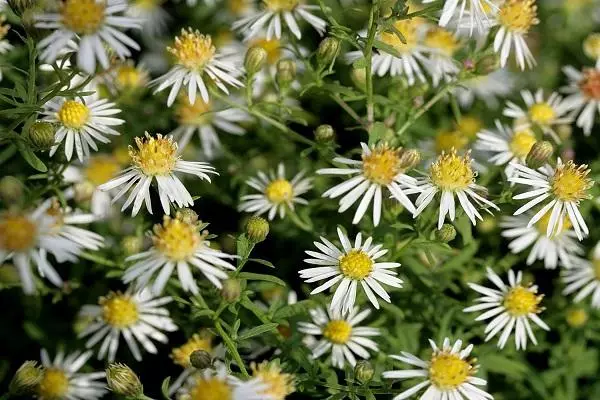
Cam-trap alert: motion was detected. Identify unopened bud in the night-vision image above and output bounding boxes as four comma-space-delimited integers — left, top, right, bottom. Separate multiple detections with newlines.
476, 55, 499, 75
29, 121, 56, 151
557, 124, 572, 141
190, 349, 213, 369
315, 124, 335, 143
73, 181, 95, 203
9, 361, 43, 396
397, 148, 421, 170
276, 59, 296, 88
246, 216, 269, 243
245, 46, 268, 75
178, 208, 199, 225
106, 363, 144, 398
566, 308, 588, 328
436, 224, 456, 243
526, 141, 553, 169
0, 176, 23, 203
354, 360, 374, 383
221, 278, 241, 302
583, 33, 600, 61
316, 37, 341, 67
121, 236, 143, 255
350, 67, 366, 91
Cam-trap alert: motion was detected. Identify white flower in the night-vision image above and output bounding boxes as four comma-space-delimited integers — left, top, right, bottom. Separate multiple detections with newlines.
383, 337, 492, 400
422, 27, 462, 86
298, 307, 379, 368
562, 244, 600, 308
454, 69, 514, 108
0, 17, 12, 82
561, 65, 600, 136
318, 143, 417, 226
79, 289, 178, 361
126, 0, 170, 37
35, 0, 140, 74
423, 0, 497, 35
299, 227, 402, 313
464, 268, 550, 350
238, 163, 312, 220
175, 365, 268, 400
98, 133, 217, 216
38, 349, 106, 400
152, 28, 243, 106
412, 150, 499, 229
508, 159, 593, 240
103, 60, 150, 95
124, 213, 235, 294
232, 0, 326, 40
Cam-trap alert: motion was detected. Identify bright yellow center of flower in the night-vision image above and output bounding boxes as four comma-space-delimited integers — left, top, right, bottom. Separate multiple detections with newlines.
535, 212, 572, 237
566, 308, 588, 327
362, 146, 402, 185
424, 28, 460, 56
580, 68, 600, 100
101, 293, 139, 328
456, 116, 483, 141
57, 100, 90, 129
38, 368, 70, 399
339, 250, 373, 280
380, 20, 419, 54
509, 129, 537, 158
251, 362, 295, 400
129, 134, 178, 176
168, 29, 216, 70
153, 216, 201, 261
251, 38, 282, 65
551, 161, 592, 202
263, 0, 298, 12
175, 97, 213, 126
116, 65, 144, 89
171, 334, 213, 368
188, 377, 232, 400
528, 102, 556, 125
503, 286, 542, 316
228, 0, 250, 15
498, 0, 538, 33
0, 215, 37, 252
430, 151, 474, 191
323, 320, 352, 344
84, 155, 120, 186
593, 260, 600, 281
429, 352, 471, 390
584, 34, 600, 60
265, 179, 293, 203
61, 0, 106, 35
135, 0, 160, 9
435, 130, 469, 154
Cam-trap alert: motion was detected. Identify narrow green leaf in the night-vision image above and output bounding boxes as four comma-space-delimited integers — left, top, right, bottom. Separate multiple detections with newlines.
16, 140, 47, 172
239, 272, 286, 286
161, 377, 172, 400
237, 322, 279, 341
248, 258, 276, 268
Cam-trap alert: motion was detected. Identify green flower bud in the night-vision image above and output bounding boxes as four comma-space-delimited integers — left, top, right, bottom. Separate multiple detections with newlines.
350, 67, 366, 91
106, 363, 144, 398
245, 46, 268, 75
0, 176, 23, 203
246, 215, 269, 243
276, 59, 297, 88
189, 349, 213, 369
73, 181, 95, 203
178, 208, 199, 225
315, 124, 335, 143
526, 141, 553, 169
121, 236, 144, 256
29, 121, 56, 151
9, 361, 44, 396
221, 278, 241, 302
476, 54, 499, 75
398, 148, 421, 170
354, 360, 374, 383
436, 224, 456, 243
316, 37, 341, 67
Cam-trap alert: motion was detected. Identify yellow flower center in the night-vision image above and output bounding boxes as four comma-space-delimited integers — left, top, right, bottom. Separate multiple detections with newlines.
135, 0, 160, 9
101, 292, 139, 328
188, 377, 232, 400
551, 161, 592, 202
430, 151, 475, 191
424, 28, 460, 57
583, 33, 600, 60
566, 308, 588, 327
503, 286, 542, 316
323, 320, 352, 344
171, 334, 213, 368
362, 146, 402, 185
535, 212, 572, 237
497, 0, 539, 33
263, 0, 298, 12
579, 68, 600, 100
528, 102, 556, 125
175, 97, 213, 126
84, 155, 121, 186
57, 100, 90, 129
339, 250, 373, 280
168, 29, 216, 70
129, 134, 178, 176
153, 216, 201, 261
0, 215, 37, 252
380, 20, 419, 54
61, 0, 106, 35
251, 362, 295, 400
429, 352, 471, 390
456, 116, 483, 141
435, 130, 469, 154
265, 179, 294, 204
116, 65, 144, 89
509, 129, 537, 158
250, 38, 282, 65
593, 259, 600, 281
38, 368, 70, 399
228, 0, 250, 15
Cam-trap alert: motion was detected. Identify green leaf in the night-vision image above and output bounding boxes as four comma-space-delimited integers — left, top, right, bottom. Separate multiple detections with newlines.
248, 258, 276, 268
273, 299, 317, 319
236, 233, 252, 259
352, 58, 367, 69
161, 377, 172, 400
373, 40, 402, 58
239, 272, 286, 286
237, 322, 279, 341
481, 353, 529, 379
16, 140, 47, 172
368, 121, 388, 146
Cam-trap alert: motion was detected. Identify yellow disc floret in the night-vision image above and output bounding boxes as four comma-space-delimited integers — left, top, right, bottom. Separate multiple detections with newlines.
38, 368, 70, 399
101, 292, 139, 328
116, 64, 147, 89
430, 151, 475, 191
456, 116, 483, 141
168, 28, 216, 70
551, 161, 592, 202
188, 377, 232, 400
57, 100, 90, 129
0, 215, 37, 252
509, 129, 537, 158
339, 250, 373, 280
130, 133, 178, 176
85, 155, 121, 186
251, 361, 295, 400
528, 102, 556, 126
535, 212, 571, 237
323, 320, 352, 344
503, 286, 543, 316
362, 145, 402, 185
424, 27, 460, 57
61, 0, 106, 35
263, 0, 298, 12
153, 215, 201, 261
380, 20, 419, 54
429, 352, 472, 390
497, 0, 539, 33
265, 179, 294, 204
171, 334, 213, 368
175, 97, 213, 126
435, 130, 469, 154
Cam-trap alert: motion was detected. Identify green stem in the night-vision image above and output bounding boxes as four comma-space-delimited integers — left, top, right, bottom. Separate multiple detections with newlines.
364, 0, 379, 127
330, 94, 365, 128
80, 252, 119, 267
396, 83, 453, 137
287, 209, 313, 232
245, 73, 254, 107
214, 321, 249, 377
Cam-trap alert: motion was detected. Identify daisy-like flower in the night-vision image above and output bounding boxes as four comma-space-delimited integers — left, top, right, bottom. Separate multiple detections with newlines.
168, 332, 217, 395
152, 28, 243, 106
175, 366, 268, 400
561, 65, 600, 135
126, 0, 170, 37
412, 150, 499, 229
98, 132, 217, 216
35, 0, 140, 74
318, 143, 418, 226
464, 268, 550, 350
501, 213, 583, 269
454, 68, 515, 108
78, 289, 177, 361
124, 212, 235, 294
37, 349, 106, 400
508, 159, 593, 240
503, 89, 572, 142
238, 163, 312, 220
232, 0, 326, 40
41, 92, 124, 162
422, 27, 461, 86
423, 0, 497, 35
298, 307, 380, 368
492, 0, 539, 70
104, 60, 150, 95
562, 243, 600, 308
299, 227, 402, 313
383, 337, 492, 400
251, 361, 296, 400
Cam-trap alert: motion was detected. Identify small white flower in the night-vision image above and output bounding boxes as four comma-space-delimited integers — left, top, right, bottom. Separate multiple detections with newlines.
126, 0, 170, 37
0, 17, 12, 82
454, 69, 515, 108
79, 288, 178, 361
383, 337, 492, 400
239, 163, 312, 220
422, 0, 497, 35
299, 227, 402, 313
175, 365, 268, 400
103, 60, 150, 95
422, 27, 462, 86
562, 245, 600, 309
298, 307, 380, 368
98, 132, 217, 216
464, 268, 550, 350
561, 65, 600, 136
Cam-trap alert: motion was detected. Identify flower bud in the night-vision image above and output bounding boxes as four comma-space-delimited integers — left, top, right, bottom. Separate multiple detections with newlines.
121, 236, 144, 255
566, 308, 588, 328
350, 67, 366, 90
0, 176, 23, 203
221, 278, 241, 302
73, 181, 95, 203
354, 360, 374, 383
583, 33, 600, 61
245, 46, 268, 75
190, 349, 213, 369
29, 121, 56, 151
316, 37, 341, 67
476, 54, 499, 75
246, 216, 269, 243
315, 124, 335, 143
106, 363, 144, 398
178, 208, 199, 225
9, 361, 43, 396
276, 59, 297, 88
526, 141, 553, 169
436, 224, 456, 243
397, 148, 421, 170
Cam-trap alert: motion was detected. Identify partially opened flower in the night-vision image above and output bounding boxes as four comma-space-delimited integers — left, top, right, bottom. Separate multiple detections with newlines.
561, 65, 600, 135
422, 27, 462, 86
492, 0, 539, 70
175, 366, 267, 400
562, 243, 600, 309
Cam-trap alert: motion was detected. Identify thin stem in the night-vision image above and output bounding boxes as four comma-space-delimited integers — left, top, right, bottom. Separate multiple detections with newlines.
364, 0, 379, 127
214, 321, 249, 377
396, 83, 454, 137
330, 94, 365, 128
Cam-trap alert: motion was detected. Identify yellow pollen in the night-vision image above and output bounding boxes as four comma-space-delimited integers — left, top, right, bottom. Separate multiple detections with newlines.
323, 320, 352, 344
429, 352, 472, 390
535, 212, 571, 237
509, 129, 537, 158
551, 161, 592, 202
168, 29, 216, 70
175, 97, 213, 126
430, 151, 475, 191
57, 100, 90, 129
593, 259, 600, 281
497, 0, 539, 33
170, 334, 213, 368
456, 116, 483, 141
339, 250, 373, 280
61, 0, 106, 35
38, 368, 70, 399
0, 215, 37, 252
435, 130, 469, 154
116, 65, 145, 89
188, 377, 232, 400
503, 286, 542, 316
129, 133, 178, 176
153, 216, 201, 261
380, 20, 419, 54
101, 292, 139, 328
579, 68, 600, 100
528, 102, 556, 125
250, 38, 282, 65
84, 155, 121, 186
263, 0, 298, 12
265, 179, 294, 204
362, 146, 402, 185
251, 362, 295, 400
424, 28, 460, 57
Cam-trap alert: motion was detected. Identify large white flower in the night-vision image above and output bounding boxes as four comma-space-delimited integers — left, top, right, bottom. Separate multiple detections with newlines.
562, 243, 600, 309
491, 0, 538, 70
561, 65, 600, 136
